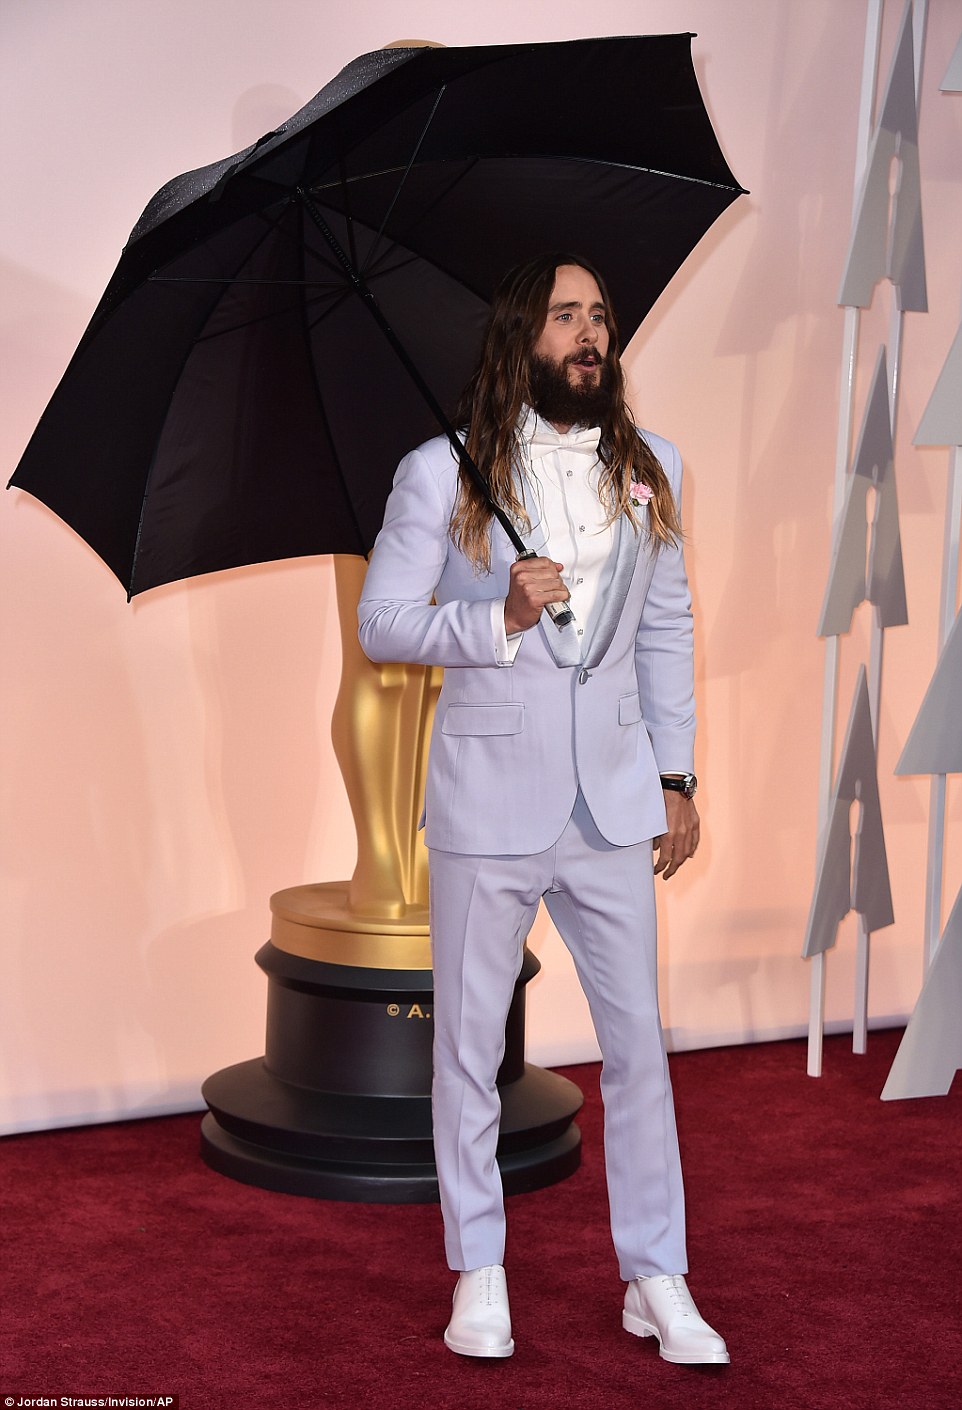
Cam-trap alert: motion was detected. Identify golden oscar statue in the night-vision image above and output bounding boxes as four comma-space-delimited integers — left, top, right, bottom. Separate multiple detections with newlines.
269, 554, 441, 969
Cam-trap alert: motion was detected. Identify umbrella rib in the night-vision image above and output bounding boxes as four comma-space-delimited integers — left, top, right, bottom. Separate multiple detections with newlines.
186, 291, 344, 346
295, 199, 368, 554
316, 155, 745, 196
362, 83, 447, 278
337, 151, 359, 273
150, 276, 348, 287
361, 159, 482, 285
147, 200, 346, 291
345, 249, 422, 287
165, 255, 425, 340
304, 286, 355, 335
370, 256, 425, 289
148, 197, 353, 343
607, 160, 746, 192
300, 251, 426, 337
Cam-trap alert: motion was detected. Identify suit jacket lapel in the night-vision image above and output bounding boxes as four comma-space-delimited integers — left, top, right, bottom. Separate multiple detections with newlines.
536, 602, 584, 667
582, 514, 643, 669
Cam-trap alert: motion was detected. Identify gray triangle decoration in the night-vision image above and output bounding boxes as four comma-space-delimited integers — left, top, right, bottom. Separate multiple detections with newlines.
914, 321, 962, 448
818, 348, 908, 636
896, 609, 962, 776
942, 30, 962, 92
838, 3, 927, 312
803, 666, 896, 958
881, 886, 962, 1099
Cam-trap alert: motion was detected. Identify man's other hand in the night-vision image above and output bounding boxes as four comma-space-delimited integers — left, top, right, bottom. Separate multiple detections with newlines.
653, 793, 700, 880
504, 557, 570, 634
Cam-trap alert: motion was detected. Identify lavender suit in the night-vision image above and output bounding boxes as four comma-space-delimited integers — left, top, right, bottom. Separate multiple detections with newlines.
358, 426, 695, 1279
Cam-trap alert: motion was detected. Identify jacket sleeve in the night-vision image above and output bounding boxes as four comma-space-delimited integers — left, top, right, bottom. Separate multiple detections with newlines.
358, 444, 503, 669
634, 439, 696, 773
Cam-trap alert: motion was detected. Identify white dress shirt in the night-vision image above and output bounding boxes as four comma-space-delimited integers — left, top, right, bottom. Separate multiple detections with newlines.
492, 407, 616, 664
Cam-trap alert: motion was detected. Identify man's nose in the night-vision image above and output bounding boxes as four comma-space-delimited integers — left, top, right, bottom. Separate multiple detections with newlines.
578, 320, 598, 343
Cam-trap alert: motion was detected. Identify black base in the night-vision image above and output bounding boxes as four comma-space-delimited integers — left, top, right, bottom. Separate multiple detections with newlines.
200, 939, 584, 1202
201, 1059, 582, 1202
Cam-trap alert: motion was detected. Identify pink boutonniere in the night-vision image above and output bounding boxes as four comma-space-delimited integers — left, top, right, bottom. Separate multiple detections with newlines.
630, 480, 653, 508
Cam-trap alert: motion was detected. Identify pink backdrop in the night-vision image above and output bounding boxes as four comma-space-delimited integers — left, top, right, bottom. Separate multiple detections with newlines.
2, 0, 960, 1131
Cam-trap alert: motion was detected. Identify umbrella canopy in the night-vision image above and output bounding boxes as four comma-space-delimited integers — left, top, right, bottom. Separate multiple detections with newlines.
9, 34, 744, 597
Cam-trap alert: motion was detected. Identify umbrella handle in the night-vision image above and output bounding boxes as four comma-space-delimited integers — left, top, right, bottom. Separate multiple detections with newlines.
516, 549, 575, 630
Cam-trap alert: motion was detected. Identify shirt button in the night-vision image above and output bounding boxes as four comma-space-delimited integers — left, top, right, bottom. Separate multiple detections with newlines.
576, 577, 584, 585
577, 628, 584, 636
579, 525, 585, 533
566, 470, 573, 478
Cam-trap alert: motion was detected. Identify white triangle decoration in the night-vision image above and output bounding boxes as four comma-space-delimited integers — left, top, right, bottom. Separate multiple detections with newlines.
882, 888, 962, 1099
818, 348, 908, 636
838, 4, 927, 312
803, 667, 895, 958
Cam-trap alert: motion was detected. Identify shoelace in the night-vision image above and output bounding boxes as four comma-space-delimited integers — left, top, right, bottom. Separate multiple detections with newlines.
660, 1275, 694, 1318
479, 1267, 503, 1306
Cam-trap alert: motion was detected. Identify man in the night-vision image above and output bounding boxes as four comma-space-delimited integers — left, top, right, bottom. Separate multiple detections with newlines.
358, 254, 728, 1367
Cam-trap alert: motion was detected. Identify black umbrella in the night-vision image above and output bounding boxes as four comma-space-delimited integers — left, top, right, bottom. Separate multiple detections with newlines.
9, 34, 744, 598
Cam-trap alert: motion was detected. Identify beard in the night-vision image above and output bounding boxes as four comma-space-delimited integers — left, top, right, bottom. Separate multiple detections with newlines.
527, 350, 616, 429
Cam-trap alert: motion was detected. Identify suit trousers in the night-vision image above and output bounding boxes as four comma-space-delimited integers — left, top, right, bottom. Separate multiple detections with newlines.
428, 790, 688, 1282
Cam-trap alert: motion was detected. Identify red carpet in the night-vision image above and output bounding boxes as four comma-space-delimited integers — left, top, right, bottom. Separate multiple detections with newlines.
3, 1030, 959, 1409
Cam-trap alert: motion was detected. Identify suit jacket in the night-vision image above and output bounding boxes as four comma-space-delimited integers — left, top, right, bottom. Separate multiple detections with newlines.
358, 429, 695, 855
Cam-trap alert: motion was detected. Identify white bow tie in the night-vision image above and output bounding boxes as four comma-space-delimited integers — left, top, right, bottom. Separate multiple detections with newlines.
525, 416, 602, 461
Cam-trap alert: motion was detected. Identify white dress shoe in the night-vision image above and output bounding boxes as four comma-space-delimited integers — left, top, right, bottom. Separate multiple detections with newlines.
443, 1264, 514, 1358
623, 1274, 729, 1365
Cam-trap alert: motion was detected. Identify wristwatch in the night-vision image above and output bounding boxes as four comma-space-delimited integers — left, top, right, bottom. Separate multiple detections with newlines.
660, 772, 697, 800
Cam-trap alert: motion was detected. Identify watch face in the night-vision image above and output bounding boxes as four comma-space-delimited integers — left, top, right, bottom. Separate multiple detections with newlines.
682, 774, 697, 799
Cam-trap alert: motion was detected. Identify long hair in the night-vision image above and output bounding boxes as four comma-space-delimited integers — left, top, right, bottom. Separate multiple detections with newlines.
450, 253, 682, 573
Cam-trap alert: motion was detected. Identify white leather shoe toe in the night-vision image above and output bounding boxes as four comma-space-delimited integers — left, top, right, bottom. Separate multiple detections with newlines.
623, 1274, 729, 1365
443, 1264, 514, 1358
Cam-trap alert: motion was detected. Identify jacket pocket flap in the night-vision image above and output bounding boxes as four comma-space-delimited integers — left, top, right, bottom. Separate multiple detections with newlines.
618, 692, 643, 725
441, 703, 525, 736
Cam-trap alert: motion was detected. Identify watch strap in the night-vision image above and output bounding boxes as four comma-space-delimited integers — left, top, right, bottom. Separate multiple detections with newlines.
660, 773, 697, 799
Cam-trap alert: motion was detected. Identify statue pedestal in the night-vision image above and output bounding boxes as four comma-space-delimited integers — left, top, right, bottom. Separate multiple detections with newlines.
201, 883, 583, 1202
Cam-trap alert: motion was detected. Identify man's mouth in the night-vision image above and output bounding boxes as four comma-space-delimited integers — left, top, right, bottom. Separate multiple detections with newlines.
569, 353, 601, 370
